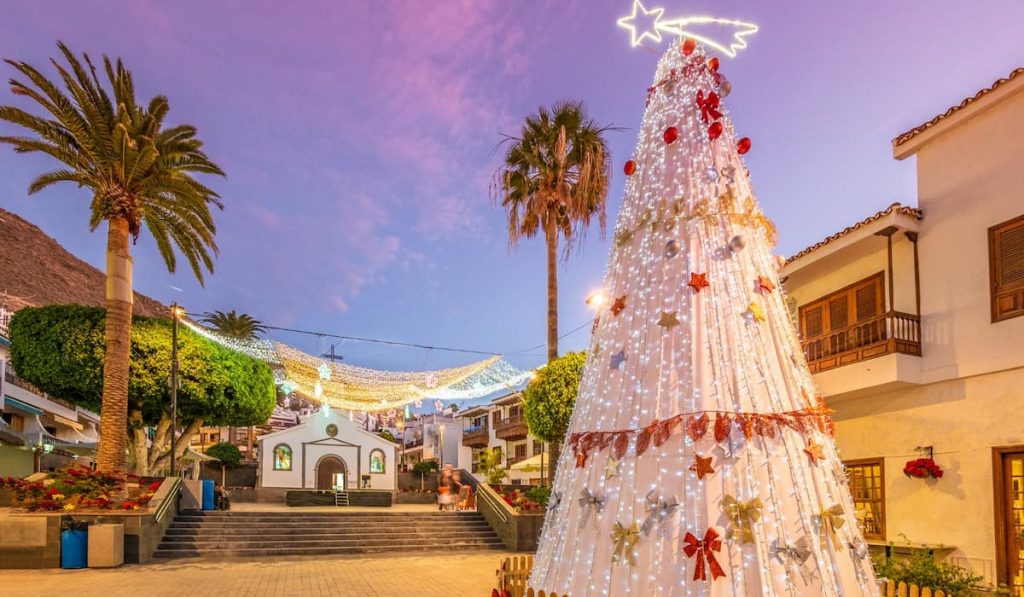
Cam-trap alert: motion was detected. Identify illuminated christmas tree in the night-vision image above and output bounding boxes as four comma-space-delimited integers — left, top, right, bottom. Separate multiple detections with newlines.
528, 3, 879, 595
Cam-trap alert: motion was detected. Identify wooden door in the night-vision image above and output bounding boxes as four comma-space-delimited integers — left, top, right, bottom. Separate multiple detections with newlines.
1001, 452, 1024, 595
316, 455, 347, 490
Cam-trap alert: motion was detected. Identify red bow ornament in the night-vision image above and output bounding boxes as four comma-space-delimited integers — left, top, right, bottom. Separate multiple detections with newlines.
696, 90, 723, 123
683, 528, 727, 581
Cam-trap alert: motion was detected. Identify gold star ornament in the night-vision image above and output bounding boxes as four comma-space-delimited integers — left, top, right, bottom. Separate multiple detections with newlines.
657, 310, 680, 329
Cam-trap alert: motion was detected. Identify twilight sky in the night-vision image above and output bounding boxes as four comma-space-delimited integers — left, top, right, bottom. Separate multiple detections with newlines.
1, 1, 1022, 392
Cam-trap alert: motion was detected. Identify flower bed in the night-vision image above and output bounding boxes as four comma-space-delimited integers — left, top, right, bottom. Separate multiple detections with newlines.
496, 486, 547, 512
1, 466, 161, 512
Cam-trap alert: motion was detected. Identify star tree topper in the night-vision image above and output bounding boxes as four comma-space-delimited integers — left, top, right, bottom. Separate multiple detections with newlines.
617, 0, 758, 57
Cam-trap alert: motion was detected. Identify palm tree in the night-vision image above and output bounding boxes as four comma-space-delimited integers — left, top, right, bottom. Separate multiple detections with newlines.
201, 309, 266, 339
0, 43, 224, 471
493, 101, 613, 485
493, 101, 613, 363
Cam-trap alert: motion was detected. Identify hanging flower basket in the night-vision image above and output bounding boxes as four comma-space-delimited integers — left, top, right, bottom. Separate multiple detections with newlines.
903, 458, 943, 479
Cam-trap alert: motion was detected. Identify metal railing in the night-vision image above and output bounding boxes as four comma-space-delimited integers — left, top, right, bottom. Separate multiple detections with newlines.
154, 477, 183, 523
801, 311, 921, 372
476, 481, 509, 524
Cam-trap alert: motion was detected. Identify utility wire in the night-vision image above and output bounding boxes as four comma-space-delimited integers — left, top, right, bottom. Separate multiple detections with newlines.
186, 311, 592, 358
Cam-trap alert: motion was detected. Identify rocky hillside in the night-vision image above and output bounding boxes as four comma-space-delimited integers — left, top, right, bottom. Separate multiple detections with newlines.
0, 207, 166, 317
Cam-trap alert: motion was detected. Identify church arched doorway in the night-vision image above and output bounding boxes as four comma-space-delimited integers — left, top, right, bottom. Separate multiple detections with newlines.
315, 455, 348, 490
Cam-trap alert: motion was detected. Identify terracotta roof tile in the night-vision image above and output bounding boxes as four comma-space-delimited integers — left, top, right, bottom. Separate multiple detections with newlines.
893, 67, 1024, 147
786, 202, 923, 264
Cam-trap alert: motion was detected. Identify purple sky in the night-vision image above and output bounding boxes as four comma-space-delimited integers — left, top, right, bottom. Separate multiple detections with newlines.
2, 1, 1022, 385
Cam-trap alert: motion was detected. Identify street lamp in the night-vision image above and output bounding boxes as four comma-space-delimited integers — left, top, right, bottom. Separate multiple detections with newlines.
169, 303, 185, 477
585, 290, 606, 308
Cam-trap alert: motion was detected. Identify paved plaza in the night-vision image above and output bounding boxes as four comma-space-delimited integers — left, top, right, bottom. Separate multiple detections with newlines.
0, 550, 513, 597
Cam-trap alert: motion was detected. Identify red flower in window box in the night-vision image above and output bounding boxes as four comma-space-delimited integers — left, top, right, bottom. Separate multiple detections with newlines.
903, 458, 943, 479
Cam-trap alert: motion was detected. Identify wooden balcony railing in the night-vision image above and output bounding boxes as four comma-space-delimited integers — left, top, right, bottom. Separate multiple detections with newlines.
801, 311, 921, 373
405, 437, 424, 449
462, 424, 489, 447
495, 415, 529, 441
506, 454, 528, 467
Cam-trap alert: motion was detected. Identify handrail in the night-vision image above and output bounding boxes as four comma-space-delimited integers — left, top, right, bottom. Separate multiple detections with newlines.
802, 310, 921, 363
476, 482, 509, 524
154, 476, 182, 523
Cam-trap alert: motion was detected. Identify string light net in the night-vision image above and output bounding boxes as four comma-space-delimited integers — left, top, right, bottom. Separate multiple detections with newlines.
180, 319, 530, 411
529, 41, 878, 595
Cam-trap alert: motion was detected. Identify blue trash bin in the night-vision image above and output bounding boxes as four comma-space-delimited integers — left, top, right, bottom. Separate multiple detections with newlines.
60, 529, 88, 569
202, 479, 215, 511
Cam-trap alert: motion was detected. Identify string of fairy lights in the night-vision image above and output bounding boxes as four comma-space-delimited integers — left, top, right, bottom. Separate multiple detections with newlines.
180, 314, 592, 413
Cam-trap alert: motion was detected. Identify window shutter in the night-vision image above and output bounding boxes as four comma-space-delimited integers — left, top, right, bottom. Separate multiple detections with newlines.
803, 306, 823, 338
991, 216, 1024, 321
829, 296, 849, 330
856, 284, 879, 321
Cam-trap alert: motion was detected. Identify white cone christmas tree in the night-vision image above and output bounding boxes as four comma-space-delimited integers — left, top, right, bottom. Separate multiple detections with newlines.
528, 38, 879, 596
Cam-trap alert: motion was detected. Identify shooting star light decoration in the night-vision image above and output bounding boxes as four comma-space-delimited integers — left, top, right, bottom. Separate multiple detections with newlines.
617, 0, 758, 57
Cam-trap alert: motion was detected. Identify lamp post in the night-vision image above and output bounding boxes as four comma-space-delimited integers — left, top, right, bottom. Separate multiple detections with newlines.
169, 303, 185, 477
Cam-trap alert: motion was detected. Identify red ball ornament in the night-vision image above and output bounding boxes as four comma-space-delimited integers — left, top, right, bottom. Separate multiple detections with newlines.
707, 122, 723, 141
737, 137, 752, 155
663, 127, 679, 145
707, 57, 720, 73
623, 160, 637, 176
682, 38, 697, 56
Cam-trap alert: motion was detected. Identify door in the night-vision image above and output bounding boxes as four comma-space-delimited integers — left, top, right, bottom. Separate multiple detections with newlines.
1001, 452, 1024, 595
316, 455, 347, 490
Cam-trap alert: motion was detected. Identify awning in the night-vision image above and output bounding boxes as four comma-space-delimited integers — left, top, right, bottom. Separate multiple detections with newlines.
181, 447, 220, 462
510, 453, 549, 473
52, 415, 84, 431
3, 396, 44, 416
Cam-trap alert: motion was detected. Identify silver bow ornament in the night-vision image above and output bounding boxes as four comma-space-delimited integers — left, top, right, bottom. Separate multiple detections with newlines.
772, 537, 814, 583
641, 489, 679, 537
578, 487, 605, 529
547, 491, 563, 514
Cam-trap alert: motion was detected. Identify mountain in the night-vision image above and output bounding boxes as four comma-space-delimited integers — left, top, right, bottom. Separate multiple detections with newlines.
0, 207, 167, 317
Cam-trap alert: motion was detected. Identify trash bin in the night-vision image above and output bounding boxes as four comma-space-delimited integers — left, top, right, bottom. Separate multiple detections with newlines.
87, 523, 124, 568
201, 479, 215, 511
60, 529, 88, 569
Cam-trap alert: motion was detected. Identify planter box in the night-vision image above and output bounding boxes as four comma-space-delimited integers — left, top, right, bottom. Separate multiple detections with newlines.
476, 483, 545, 552
396, 492, 437, 504
87, 524, 124, 568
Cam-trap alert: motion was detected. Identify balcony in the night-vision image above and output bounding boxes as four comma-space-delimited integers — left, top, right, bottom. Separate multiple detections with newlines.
801, 311, 921, 373
506, 454, 528, 467
405, 437, 424, 449
494, 415, 528, 441
462, 424, 489, 448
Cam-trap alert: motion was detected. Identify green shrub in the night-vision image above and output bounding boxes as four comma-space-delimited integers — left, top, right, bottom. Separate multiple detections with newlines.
205, 442, 242, 467
525, 486, 551, 506
871, 550, 983, 595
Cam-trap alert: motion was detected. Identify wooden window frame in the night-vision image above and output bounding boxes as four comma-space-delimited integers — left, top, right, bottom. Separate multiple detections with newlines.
799, 272, 886, 340
844, 457, 886, 541
992, 445, 1024, 586
989, 214, 1024, 323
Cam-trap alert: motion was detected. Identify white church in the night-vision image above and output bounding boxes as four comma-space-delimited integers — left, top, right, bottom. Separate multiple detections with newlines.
257, 409, 399, 492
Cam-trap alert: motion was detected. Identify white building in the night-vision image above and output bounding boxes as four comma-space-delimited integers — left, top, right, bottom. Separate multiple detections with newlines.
399, 411, 467, 472
257, 408, 399, 491
459, 392, 546, 485
781, 67, 1024, 589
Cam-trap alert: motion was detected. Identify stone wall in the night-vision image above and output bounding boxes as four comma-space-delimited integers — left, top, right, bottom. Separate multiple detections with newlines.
0, 513, 60, 568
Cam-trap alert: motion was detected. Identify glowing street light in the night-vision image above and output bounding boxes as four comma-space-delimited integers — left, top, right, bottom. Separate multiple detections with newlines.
586, 290, 607, 308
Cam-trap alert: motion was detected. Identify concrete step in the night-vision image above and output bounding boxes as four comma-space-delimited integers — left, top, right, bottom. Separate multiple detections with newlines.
160, 531, 497, 543
153, 542, 505, 559
165, 525, 492, 536
157, 537, 504, 550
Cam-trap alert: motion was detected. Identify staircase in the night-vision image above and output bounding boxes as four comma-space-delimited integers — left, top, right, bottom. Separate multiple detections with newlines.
334, 491, 349, 506
154, 510, 504, 559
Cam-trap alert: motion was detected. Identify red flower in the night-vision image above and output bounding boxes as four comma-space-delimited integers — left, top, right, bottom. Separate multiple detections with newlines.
903, 458, 943, 479
148, 481, 162, 492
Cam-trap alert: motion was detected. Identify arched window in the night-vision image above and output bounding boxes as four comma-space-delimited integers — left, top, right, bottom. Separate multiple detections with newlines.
273, 444, 292, 471
369, 449, 385, 474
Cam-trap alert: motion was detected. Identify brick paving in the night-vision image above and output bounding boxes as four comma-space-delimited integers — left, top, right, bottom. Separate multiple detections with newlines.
0, 550, 513, 596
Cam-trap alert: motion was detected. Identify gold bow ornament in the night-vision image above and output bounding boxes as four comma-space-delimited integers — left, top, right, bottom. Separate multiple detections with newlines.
722, 495, 763, 544
817, 504, 846, 551
611, 521, 641, 566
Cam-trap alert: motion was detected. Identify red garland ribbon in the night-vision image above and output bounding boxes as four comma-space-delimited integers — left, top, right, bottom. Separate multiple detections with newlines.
683, 528, 726, 581
570, 400, 834, 467
645, 54, 718, 106
696, 90, 723, 123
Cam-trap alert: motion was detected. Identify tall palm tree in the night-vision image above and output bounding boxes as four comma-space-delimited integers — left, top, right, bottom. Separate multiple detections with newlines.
493, 100, 613, 484
0, 43, 224, 471
201, 309, 266, 339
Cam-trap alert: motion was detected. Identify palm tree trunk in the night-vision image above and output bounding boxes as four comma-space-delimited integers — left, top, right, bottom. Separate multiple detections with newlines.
545, 216, 559, 361
96, 218, 133, 472
544, 215, 560, 486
